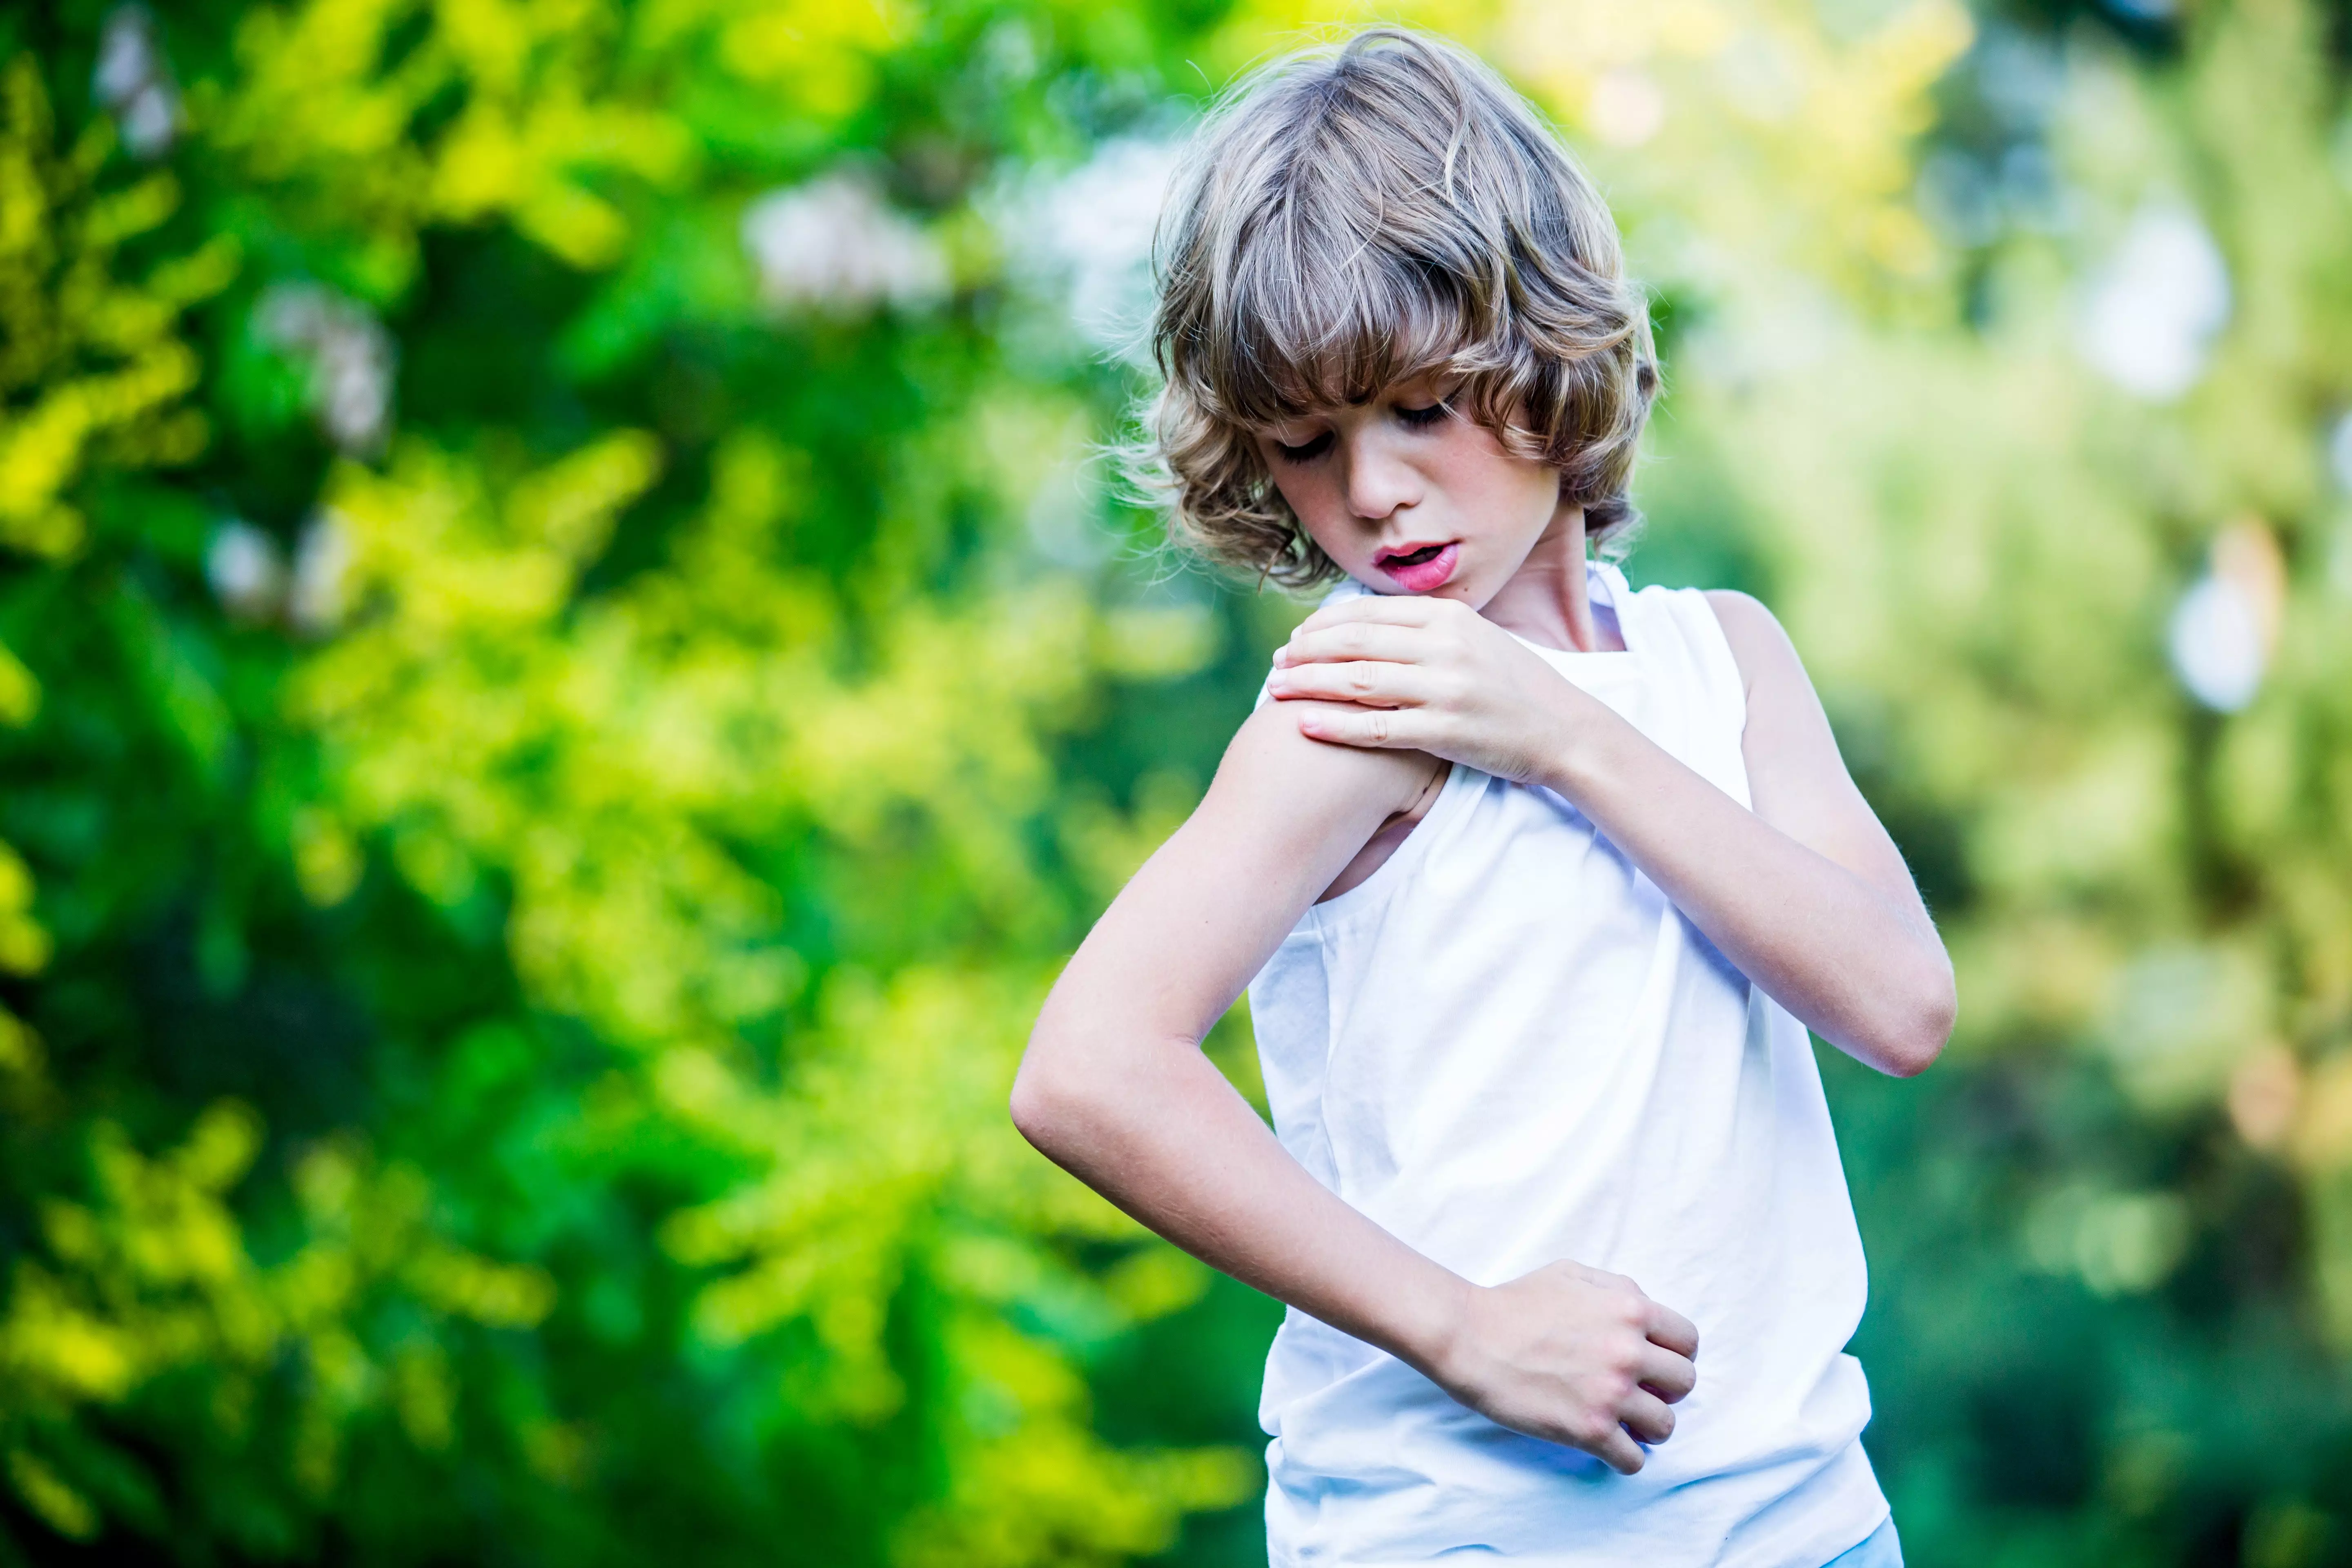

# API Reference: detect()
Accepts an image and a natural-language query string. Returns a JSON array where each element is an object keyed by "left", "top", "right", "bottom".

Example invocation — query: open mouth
[{"left": 1373, "top": 540, "right": 1460, "bottom": 592}]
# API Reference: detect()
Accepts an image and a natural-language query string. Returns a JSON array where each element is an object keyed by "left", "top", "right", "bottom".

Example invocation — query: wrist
[
  {"left": 1532, "top": 688, "right": 1620, "bottom": 800},
  {"left": 1390, "top": 1267, "right": 1481, "bottom": 1390}
]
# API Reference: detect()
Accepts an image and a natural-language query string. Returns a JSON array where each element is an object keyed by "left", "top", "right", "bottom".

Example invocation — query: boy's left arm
[{"left": 1265, "top": 591, "right": 1956, "bottom": 1076}]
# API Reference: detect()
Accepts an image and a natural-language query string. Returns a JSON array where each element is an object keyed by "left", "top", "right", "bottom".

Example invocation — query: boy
[{"left": 1013, "top": 29, "right": 1951, "bottom": 1566}]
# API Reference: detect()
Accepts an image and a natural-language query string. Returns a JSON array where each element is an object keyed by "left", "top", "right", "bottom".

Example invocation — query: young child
[{"left": 1011, "top": 28, "right": 1953, "bottom": 1568}]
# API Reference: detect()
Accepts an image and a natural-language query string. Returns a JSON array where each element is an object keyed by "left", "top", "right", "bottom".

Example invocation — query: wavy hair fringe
[{"left": 1127, "top": 27, "right": 1658, "bottom": 590}]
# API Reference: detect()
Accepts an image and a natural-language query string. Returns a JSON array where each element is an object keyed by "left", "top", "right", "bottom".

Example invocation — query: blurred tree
[
  {"left": 1464, "top": 0, "right": 2352, "bottom": 1560},
  {"left": 6, "top": 0, "right": 2352, "bottom": 1564},
  {"left": 0, "top": 0, "right": 1257, "bottom": 1560}
]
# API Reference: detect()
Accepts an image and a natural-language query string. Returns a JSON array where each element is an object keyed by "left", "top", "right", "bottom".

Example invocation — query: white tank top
[{"left": 1247, "top": 561, "right": 1887, "bottom": 1567}]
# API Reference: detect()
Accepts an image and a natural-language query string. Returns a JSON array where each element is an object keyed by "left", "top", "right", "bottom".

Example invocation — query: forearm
[
  {"left": 1012, "top": 1009, "right": 1469, "bottom": 1371},
  {"left": 1013, "top": 698, "right": 1708, "bottom": 1472},
  {"left": 1545, "top": 710, "right": 1954, "bottom": 1075},
  {"left": 1016, "top": 998, "right": 1706, "bottom": 1472},
  {"left": 1261, "top": 586, "right": 1953, "bottom": 1073}
]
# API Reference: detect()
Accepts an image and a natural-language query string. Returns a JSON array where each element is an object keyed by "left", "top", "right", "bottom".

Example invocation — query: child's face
[{"left": 1254, "top": 376, "right": 1565, "bottom": 609}]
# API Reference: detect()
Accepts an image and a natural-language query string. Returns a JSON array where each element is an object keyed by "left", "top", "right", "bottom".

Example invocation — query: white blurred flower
[
  {"left": 91, "top": 9, "right": 152, "bottom": 102},
  {"left": 119, "top": 85, "right": 176, "bottom": 159},
  {"left": 206, "top": 521, "right": 285, "bottom": 623},
  {"left": 1004, "top": 136, "right": 1180, "bottom": 354},
  {"left": 256, "top": 284, "right": 397, "bottom": 455},
  {"left": 977, "top": 17, "right": 1039, "bottom": 88},
  {"left": 740, "top": 173, "right": 947, "bottom": 318},
  {"left": 2079, "top": 203, "right": 2230, "bottom": 401},
  {"left": 287, "top": 510, "right": 354, "bottom": 636},
  {"left": 2168, "top": 576, "right": 2264, "bottom": 711},
  {"left": 1588, "top": 70, "right": 1666, "bottom": 149},
  {"left": 2327, "top": 409, "right": 2352, "bottom": 493},
  {"left": 93, "top": 7, "right": 177, "bottom": 160},
  {"left": 2167, "top": 519, "right": 2284, "bottom": 712}
]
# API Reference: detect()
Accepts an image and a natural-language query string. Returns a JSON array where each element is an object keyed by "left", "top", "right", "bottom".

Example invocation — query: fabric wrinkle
[{"left": 1248, "top": 561, "right": 1885, "bottom": 1567}]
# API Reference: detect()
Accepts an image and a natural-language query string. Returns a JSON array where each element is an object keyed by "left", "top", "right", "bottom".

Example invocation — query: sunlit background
[{"left": 1, "top": 0, "right": 2349, "bottom": 1562}]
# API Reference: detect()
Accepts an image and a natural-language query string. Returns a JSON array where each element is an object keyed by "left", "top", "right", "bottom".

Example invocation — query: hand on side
[{"left": 1428, "top": 1260, "right": 1700, "bottom": 1475}]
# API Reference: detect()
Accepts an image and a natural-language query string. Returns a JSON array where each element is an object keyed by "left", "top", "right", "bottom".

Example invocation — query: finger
[
  {"left": 1293, "top": 595, "right": 1441, "bottom": 635},
  {"left": 1290, "top": 702, "right": 1429, "bottom": 750},
  {"left": 1274, "top": 622, "right": 1429, "bottom": 669},
  {"left": 1266, "top": 660, "right": 1436, "bottom": 708},
  {"left": 1618, "top": 1389, "right": 1677, "bottom": 1446},
  {"left": 1591, "top": 1425, "right": 1647, "bottom": 1476},
  {"left": 1636, "top": 1344, "right": 1697, "bottom": 1404},
  {"left": 1644, "top": 1300, "right": 1699, "bottom": 1362}
]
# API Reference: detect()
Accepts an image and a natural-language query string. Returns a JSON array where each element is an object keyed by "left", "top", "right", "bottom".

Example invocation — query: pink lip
[{"left": 1375, "top": 541, "right": 1459, "bottom": 594}]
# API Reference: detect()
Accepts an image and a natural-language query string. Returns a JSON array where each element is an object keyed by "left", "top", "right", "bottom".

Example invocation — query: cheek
[
  {"left": 1434, "top": 426, "right": 1559, "bottom": 529},
  {"left": 1501, "top": 462, "right": 1564, "bottom": 527},
  {"left": 1267, "top": 468, "right": 1353, "bottom": 555}
]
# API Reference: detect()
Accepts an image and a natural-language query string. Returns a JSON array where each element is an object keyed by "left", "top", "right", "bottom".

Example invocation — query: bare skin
[{"left": 1011, "top": 376, "right": 1955, "bottom": 1476}]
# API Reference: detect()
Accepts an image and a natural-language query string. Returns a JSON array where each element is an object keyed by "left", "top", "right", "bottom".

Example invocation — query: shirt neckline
[{"left": 1504, "top": 560, "right": 1637, "bottom": 662}]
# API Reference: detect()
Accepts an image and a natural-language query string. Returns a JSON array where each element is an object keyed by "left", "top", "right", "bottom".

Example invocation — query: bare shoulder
[
  {"left": 1700, "top": 590, "right": 1860, "bottom": 819},
  {"left": 1114, "top": 699, "right": 1443, "bottom": 946},
  {"left": 1702, "top": 589, "right": 1811, "bottom": 699}
]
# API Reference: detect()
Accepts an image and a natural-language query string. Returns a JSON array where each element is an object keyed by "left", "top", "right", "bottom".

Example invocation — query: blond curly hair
[{"left": 1136, "top": 27, "right": 1658, "bottom": 590}]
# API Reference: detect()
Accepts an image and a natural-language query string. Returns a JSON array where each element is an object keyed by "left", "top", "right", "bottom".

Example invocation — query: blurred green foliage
[
  {"left": 0, "top": 0, "right": 2349, "bottom": 1564},
  {"left": 0, "top": 0, "right": 1262, "bottom": 1559}
]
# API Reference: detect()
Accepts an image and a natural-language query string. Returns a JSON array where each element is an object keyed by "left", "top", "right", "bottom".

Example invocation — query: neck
[{"left": 1477, "top": 501, "right": 1621, "bottom": 653}]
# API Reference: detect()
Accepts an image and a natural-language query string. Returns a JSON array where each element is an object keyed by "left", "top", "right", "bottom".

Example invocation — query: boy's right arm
[{"left": 1011, "top": 700, "right": 1699, "bottom": 1475}]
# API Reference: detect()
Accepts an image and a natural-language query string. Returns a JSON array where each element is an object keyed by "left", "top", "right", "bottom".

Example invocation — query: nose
[{"left": 1341, "top": 427, "right": 1423, "bottom": 523}]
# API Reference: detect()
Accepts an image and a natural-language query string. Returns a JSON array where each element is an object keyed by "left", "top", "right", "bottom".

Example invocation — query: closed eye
[
  {"left": 1274, "top": 430, "right": 1333, "bottom": 463},
  {"left": 1396, "top": 400, "right": 1450, "bottom": 428}
]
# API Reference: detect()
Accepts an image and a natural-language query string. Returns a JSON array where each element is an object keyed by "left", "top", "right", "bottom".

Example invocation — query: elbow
[
  {"left": 1007, "top": 1053, "right": 1065, "bottom": 1153},
  {"left": 1008, "top": 1034, "right": 1100, "bottom": 1160},
  {"left": 1878, "top": 963, "right": 1957, "bottom": 1079}
]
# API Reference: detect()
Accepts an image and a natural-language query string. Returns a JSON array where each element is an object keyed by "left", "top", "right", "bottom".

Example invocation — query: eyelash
[{"left": 1273, "top": 401, "right": 1450, "bottom": 463}]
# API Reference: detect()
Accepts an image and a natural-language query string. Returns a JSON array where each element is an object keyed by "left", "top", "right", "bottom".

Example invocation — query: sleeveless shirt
[{"left": 1246, "top": 561, "right": 1888, "bottom": 1567}]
